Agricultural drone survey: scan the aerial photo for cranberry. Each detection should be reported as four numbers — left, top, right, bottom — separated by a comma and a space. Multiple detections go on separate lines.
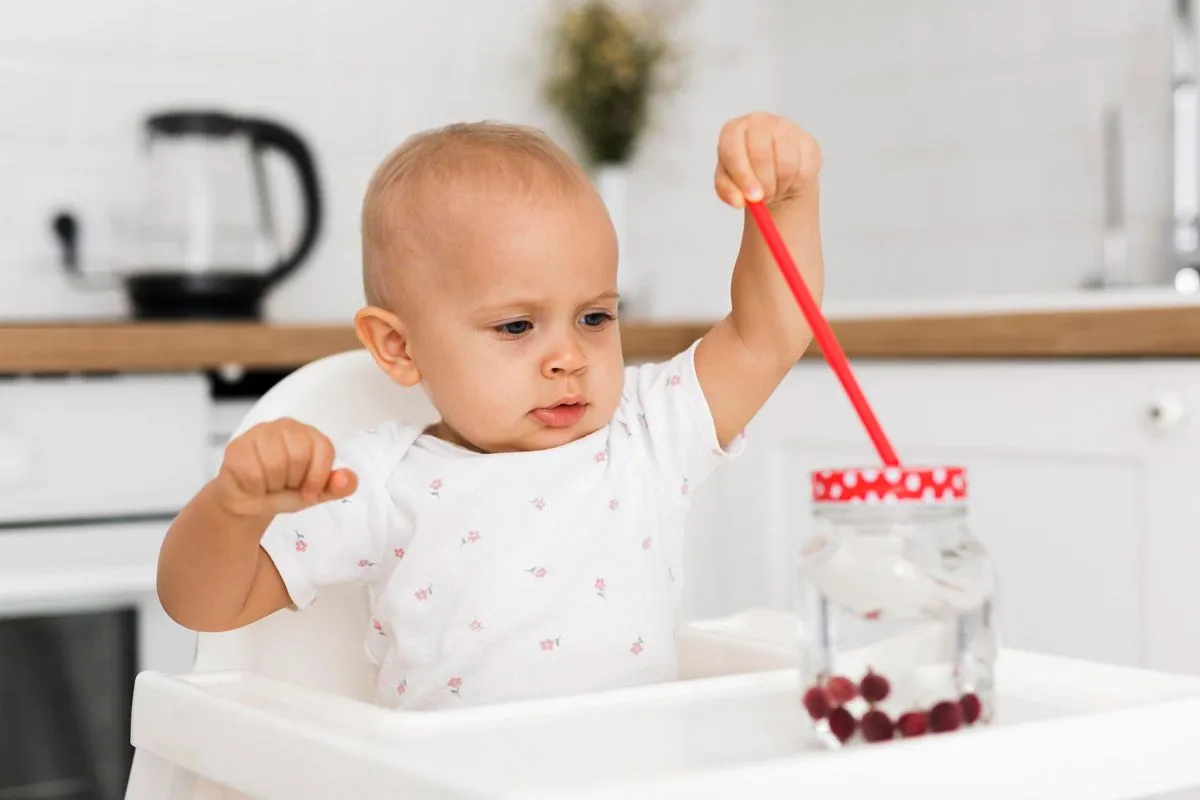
859, 668, 890, 704
826, 675, 857, 705
861, 709, 894, 742
897, 710, 929, 737
827, 706, 856, 743
960, 693, 982, 725
930, 700, 962, 733
803, 686, 831, 720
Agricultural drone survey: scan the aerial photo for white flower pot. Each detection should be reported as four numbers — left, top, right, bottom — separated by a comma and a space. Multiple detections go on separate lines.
594, 163, 645, 314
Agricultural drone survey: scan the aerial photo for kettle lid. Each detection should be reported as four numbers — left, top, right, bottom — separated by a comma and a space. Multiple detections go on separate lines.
146, 110, 243, 137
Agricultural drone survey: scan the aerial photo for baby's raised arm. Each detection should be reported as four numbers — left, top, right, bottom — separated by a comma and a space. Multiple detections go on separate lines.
694, 112, 824, 446
157, 419, 357, 632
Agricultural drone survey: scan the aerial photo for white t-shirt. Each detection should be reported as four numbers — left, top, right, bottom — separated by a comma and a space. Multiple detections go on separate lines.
260, 342, 744, 710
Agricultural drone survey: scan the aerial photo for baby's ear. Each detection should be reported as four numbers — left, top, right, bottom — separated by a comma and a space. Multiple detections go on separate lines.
354, 306, 422, 387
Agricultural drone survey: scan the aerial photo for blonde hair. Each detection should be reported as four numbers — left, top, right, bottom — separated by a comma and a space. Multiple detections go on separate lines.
361, 121, 588, 309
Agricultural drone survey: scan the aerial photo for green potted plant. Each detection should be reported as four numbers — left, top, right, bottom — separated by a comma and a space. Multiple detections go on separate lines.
543, 0, 684, 313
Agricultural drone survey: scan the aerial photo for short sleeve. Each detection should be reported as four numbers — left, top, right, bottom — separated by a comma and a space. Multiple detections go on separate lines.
259, 421, 417, 609
618, 340, 745, 502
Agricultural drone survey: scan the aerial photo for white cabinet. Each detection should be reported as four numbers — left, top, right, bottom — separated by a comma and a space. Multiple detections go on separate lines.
682, 360, 1200, 677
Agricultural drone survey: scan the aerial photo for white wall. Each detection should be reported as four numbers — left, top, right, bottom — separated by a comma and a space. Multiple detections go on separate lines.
776, 0, 1176, 304
0, 0, 779, 323
0, 1, 1187, 322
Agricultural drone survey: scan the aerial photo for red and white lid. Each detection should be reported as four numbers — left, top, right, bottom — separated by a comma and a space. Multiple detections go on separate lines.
811, 466, 967, 504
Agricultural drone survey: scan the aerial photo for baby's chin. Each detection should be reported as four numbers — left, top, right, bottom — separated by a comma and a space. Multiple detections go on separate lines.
494, 414, 609, 453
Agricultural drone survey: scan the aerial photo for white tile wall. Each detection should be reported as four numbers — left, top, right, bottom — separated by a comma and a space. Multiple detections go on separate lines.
776, 0, 1178, 304
0, 0, 1187, 322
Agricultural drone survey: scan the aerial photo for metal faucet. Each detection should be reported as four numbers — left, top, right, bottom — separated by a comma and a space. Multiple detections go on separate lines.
1173, 0, 1200, 291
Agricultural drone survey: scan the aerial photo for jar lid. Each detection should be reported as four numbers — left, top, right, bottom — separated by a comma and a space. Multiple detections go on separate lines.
811, 466, 967, 504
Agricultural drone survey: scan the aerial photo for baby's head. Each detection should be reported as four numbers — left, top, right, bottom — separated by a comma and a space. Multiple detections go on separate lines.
354, 121, 624, 454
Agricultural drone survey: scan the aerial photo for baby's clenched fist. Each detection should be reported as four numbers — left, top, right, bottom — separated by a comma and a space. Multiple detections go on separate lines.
215, 418, 357, 519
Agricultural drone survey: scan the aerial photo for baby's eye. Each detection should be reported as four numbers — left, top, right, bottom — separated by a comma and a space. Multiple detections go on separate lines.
580, 311, 616, 329
496, 320, 533, 337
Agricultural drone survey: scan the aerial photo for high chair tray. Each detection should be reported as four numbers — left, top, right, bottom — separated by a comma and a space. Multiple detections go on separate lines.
129, 609, 1200, 799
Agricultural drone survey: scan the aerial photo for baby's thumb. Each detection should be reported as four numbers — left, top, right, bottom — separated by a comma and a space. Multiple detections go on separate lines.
324, 468, 358, 500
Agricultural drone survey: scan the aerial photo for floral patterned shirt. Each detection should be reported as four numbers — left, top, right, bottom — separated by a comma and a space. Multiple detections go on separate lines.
260, 342, 744, 710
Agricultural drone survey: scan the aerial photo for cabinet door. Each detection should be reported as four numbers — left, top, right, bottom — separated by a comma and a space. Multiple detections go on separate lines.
684, 359, 1200, 675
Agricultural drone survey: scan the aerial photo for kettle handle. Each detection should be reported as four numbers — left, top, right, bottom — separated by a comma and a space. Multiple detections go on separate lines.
245, 118, 323, 289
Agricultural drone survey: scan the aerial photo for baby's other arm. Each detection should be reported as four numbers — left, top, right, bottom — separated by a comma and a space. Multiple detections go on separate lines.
695, 112, 824, 447
157, 418, 357, 632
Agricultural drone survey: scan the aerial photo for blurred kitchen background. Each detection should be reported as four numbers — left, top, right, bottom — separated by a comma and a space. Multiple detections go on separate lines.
7, 1, 1200, 798
2, 0, 1193, 323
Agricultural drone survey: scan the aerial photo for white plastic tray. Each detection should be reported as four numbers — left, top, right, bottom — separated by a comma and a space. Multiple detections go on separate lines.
129, 609, 1200, 799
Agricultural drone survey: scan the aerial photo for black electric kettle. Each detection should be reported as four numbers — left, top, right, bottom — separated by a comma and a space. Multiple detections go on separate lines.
52, 110, 322, 320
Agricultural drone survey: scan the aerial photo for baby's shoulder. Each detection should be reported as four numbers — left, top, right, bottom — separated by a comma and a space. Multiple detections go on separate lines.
336, 419, 425, 479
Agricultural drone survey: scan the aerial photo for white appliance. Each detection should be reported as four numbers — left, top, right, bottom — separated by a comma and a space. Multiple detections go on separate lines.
0, 373, 209, 800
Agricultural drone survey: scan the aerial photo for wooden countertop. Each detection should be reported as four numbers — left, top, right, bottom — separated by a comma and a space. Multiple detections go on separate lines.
1, 305, 1199, 374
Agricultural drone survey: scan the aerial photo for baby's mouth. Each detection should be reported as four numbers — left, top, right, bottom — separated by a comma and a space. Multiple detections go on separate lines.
530, 401, 588, 429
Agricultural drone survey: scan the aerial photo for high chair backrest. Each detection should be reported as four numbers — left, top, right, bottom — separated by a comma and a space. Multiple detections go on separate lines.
190, 349, 440, 701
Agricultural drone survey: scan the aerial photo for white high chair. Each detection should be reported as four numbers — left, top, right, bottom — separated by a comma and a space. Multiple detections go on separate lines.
125, 350, 1200, 800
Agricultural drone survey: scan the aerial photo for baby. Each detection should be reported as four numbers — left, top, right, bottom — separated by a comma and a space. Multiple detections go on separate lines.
157, 112, 824, 710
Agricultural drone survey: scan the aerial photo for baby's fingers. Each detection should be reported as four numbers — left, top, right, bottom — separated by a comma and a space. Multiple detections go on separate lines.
717, 119, 763, 206
299, 432, 335, 501
321, 468, 358, 501
714, 168, 744, 208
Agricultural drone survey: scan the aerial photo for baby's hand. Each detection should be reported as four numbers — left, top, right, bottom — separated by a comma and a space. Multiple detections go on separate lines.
714, 112, 821, 209
214, 418, 357, 519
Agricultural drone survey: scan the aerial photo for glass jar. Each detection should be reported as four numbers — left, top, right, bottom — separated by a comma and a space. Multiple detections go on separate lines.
796, 466, 998, 748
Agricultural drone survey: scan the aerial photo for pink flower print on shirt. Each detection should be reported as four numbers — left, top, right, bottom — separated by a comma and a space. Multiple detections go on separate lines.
595, 578, 606, 599
469, 619, 484, 632
608, 498, 620, 511
429, 478, 443, 497
594, 450, 607, 464
395, 678, 407, 697
531, 497, 546, 511
642, 537, 651, 551
448, 676, 462, 696
668, 374, 682, 387
539, 637, 561, 651
372, 618, 384, 635
526, 566, 548, 579
414, 585, 433, 602
293, 531, 307, 553
630, 636, 644, 656
394, 547, 405, 559
680, 477, 690, 496
357, 559, 377, 568
460, 530, 481, 546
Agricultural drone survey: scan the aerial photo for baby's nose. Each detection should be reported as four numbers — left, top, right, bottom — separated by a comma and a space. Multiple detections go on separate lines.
542, 341, 587, 377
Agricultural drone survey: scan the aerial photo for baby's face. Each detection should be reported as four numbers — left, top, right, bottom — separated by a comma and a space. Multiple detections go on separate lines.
405, 185, 624, 453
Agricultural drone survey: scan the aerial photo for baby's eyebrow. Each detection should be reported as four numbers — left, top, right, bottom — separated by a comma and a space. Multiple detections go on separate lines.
474, 291, 620, 316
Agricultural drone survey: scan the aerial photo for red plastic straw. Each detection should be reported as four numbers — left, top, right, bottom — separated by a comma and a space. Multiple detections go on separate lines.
746, 201, 901, 467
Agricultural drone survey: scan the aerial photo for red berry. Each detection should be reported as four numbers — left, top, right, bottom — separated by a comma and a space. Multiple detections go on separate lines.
803, 686, 831, 720
960, 693, 982, 724
861, 709, 894, 743
827, 706, 856, 742
826, 675, 857, 705
859, 668, 890, 704
897, 710, 929, 737
930, 701, 962, 733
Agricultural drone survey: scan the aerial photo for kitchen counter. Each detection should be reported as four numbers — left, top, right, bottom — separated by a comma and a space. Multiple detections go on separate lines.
3, 297, 1200, 374
0, 321, 711, 374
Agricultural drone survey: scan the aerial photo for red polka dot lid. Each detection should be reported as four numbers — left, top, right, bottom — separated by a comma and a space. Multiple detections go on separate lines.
811, 466, 967, 504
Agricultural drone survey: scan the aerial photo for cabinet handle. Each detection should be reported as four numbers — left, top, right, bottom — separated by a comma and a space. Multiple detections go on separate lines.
1147, 393, 1188, 431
